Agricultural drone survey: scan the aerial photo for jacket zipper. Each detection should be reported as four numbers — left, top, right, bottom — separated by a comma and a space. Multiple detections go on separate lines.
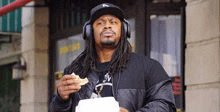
111, 73, 115, 97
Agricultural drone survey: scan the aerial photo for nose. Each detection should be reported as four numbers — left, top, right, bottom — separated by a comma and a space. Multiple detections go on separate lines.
104, 21, 112, 29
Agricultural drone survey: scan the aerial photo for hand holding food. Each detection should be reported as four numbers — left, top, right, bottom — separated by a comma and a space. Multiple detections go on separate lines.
57, 72, 88, 100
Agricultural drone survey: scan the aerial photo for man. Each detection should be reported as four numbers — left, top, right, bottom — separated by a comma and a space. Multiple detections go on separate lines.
50, 3, 176, 112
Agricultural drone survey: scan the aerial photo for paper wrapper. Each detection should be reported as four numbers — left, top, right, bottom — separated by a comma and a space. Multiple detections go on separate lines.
76, 97, 120, 112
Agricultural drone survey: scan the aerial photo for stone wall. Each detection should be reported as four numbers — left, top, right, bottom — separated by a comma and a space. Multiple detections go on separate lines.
20, 1, 49, 112
185, 0, 220, 111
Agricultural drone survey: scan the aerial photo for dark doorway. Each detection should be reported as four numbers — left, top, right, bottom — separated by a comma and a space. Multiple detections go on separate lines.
0, 63, 20, 112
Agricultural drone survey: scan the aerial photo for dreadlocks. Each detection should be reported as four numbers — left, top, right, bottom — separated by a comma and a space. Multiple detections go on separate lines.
68, 23, 132, 78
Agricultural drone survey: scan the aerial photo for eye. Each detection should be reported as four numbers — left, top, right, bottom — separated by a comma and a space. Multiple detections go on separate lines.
97, 22, 104, 25
111, 21, 116, 24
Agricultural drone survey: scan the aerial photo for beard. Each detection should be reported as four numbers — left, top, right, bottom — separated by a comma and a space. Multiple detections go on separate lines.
100, 31, 116, 46
100, 40, 116, 45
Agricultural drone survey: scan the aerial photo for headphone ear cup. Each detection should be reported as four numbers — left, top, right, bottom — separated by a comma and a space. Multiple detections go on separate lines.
123, 19, 131, 38
86, 24, 91, 39
83, 21, 91, 40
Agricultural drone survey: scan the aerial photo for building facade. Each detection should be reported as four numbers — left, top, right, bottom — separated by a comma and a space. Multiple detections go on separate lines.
0, 0, 219, 111
0, 0, 22, 111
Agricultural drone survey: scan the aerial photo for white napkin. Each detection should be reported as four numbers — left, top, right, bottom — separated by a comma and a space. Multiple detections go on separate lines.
76, 97, 120, 112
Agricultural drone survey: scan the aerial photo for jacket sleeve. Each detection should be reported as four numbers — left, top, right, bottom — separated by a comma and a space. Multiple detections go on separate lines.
49, 66, 73, 112
136, 57, 176, 112
135, 79, 176, 112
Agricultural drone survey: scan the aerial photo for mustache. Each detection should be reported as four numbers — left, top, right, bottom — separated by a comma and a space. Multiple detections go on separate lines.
100, 30, 116, 37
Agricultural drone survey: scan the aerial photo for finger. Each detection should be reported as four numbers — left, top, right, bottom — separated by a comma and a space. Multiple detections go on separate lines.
119, 107, 128, 112
120, 107, 122, 112
58, 86, 68, 94
120, 107, 124, 111
60, 88, 77, 95
62, 79, 80, 86
59, 84, 81, 91
59, 89, 69, 96
57, 80, 66, 87
59, 87, 81, 100
61, 85, 81, 91
67, 79, 80, 85
69, 89, 80, 94
67, 85, 81, 90
62, 95, 69, 100
61, 80, 72, 86
64, 89, 80, 95
59, 89, 79, 98
60, 75, 76, 81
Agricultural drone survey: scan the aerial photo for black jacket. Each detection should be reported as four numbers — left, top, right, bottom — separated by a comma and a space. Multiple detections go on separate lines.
50, 53, 176, 112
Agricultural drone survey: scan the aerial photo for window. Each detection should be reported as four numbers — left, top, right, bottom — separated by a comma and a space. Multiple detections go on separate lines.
150, 15, 182, 110
0, 0, 21, 32
150, 15, 181, 77
146, 0, 186, 111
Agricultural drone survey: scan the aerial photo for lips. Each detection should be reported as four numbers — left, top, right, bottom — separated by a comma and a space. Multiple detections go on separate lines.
101, 31, 114, 37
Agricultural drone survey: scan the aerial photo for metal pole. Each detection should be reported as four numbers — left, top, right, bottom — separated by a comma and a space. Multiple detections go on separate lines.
0, 0, 35, 17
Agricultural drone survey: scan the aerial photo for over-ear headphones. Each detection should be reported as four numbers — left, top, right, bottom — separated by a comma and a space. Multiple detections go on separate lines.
82, 19, 131, 40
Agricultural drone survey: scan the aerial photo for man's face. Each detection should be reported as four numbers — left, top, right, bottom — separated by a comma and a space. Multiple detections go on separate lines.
93, 14, 121, 48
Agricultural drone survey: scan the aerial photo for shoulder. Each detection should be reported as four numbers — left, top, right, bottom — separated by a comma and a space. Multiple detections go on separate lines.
130, 53, 168, 75
130, 52, 155, 60
129, 52, 163, 75
130, 52, 159, 67
130, 52, 170, 88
